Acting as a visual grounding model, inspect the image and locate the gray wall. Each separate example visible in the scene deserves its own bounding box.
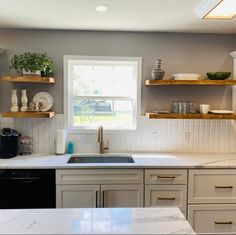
[0,29,236,114]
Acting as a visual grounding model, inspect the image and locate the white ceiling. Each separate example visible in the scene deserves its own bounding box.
[0,0,236,34]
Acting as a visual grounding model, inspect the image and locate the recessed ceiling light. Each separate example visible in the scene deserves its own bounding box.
[95,4,110,12]
[195,0,236,20]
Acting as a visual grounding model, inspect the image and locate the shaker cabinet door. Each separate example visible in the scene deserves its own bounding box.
[101,184,144,208]
[56,185,100,208]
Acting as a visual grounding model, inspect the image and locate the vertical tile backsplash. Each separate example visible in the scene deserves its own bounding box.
[0,114,235,153]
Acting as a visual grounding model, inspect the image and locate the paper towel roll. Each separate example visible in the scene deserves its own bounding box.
[55,129,67,155]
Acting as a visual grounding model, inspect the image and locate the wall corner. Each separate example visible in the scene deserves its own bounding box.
[230,51,236,111]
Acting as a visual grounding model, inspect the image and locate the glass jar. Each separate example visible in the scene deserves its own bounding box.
[18,136,33,155]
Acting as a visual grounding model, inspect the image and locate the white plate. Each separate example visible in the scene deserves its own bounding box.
[33,92,54,112]
[153,110,170,114]
[174,77,199,80]
[210,110,234,114]
[173,73,201,80]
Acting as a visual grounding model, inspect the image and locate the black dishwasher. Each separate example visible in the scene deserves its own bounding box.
[0,169,56,209]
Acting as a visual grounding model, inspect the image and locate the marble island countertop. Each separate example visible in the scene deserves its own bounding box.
[0,208,195,234]
[0,152,236,169]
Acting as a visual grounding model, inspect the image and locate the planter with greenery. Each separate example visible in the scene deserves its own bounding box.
[10,52,55,77]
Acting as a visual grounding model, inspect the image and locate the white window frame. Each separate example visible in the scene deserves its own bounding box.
[64,55,142,133]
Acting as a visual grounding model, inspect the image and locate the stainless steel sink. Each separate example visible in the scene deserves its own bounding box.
[67,155,135,164]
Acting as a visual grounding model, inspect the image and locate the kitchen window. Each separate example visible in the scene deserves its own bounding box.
[64,56,142,131]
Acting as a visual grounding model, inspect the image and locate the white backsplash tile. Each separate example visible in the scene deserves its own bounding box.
[0,114,235,154]
[0,117,14,129]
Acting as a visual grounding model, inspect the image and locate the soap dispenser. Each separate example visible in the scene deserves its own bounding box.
[67,141,75,154]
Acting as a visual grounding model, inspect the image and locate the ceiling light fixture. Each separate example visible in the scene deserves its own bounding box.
[195,0,236,20]
[95,4,110,12]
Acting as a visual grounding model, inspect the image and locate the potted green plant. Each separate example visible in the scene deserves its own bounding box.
[10,52,55,77]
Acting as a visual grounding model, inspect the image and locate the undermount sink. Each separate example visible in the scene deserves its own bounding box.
[67,155,135,164]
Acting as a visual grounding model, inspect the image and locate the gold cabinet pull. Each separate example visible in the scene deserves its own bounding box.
[102,190,105,208]
[214,221,232,225]
[157,176,176,180]
[95,191,99,208]
[157,197,176,200]
[215,186,233,189]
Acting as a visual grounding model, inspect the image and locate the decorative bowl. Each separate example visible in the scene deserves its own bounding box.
[207,72,231,80]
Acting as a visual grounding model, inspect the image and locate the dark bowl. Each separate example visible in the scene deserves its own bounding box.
[207,72,231,80]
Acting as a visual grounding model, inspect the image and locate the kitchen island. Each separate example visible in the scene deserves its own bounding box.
[0,207,195,234]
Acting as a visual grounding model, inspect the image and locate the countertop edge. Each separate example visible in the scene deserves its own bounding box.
[0,153,236,169]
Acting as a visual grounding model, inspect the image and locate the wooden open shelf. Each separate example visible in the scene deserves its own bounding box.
[1,76,55,84]
[146,112,236,120]
[145,80,236,86]
[1,111,55,118]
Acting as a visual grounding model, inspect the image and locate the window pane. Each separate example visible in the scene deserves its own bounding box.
[72,99,134,128]
[72,63,135,97]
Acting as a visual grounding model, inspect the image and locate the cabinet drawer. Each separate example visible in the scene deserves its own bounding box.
[145,185,187,212]
[189,169,236,203]
[145,169,187,185]
[56,169,143,185]
[188,204,236,234]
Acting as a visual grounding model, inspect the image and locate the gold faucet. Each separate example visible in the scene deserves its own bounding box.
[98,126,109,154]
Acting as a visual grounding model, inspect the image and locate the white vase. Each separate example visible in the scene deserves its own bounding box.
[21,90,28,111]
[11,90,19,112]
[22,69,41,76]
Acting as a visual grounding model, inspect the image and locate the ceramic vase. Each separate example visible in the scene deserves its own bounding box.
[21,90,28,111]
[151,59,165,80]
[11,90,19,112]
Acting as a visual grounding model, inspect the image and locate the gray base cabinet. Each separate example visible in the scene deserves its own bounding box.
[56,169,144,208]
[144,169,187,216]
[188,169,236,234]
[56,167,236,234]
[57,184,143,208]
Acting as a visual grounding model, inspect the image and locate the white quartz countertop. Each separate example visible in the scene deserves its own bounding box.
[0,152,236,169]
[0,208,195,234]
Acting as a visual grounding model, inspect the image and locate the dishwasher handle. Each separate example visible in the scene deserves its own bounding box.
[1,177,42,180]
